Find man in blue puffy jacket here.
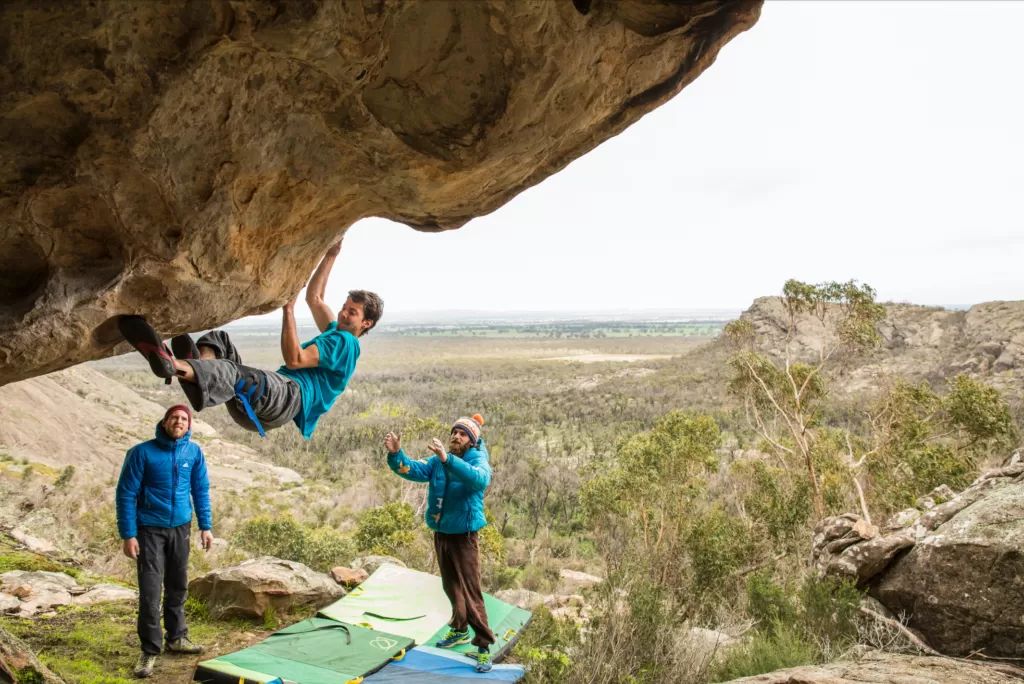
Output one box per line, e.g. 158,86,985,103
116,404,213,679
384,414,496,673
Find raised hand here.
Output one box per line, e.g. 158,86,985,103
326,239,343,258
384,431,402,454
429,438,448,463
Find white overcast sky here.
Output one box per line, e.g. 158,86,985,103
294,1,1024,319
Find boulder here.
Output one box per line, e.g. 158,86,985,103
678,627,739,670
872,478,1024,657
330,567,369,587
718,652,1020,683
824,531,915,581
72,584,138,607
188,557,345,619
929,484,957,503
0,571,76,617
493,589,545,611
0,0,762,387
558,569,604,590
0,625,63,684
350,556,406,576
812,516,913,582
884,508,921,530
0,594,19,614
8,530,55,555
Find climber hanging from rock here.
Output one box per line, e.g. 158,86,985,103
117,237,383,439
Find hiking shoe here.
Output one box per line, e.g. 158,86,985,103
476,649,492,673
170,333,200,360
117,315,175,380
165,636,204,654
133,653,157,678
435,628,471,649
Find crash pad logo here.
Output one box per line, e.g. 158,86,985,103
370,636,398,650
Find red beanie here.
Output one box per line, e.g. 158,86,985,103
164,404,192,429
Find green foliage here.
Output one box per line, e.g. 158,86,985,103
714,575,860,681
746,572,796,631
710,623,817,681
513,606,579,684
867,375,1019,514
184,595,210,623
800,576,860,648
943,373,1020,451
781,279,885,351
741,461,812,545
55,465,76,489
233,514,355,572
581,411,719,553
685,507,753,601
13,666,45,684
263,602,280,630
355,502,416,556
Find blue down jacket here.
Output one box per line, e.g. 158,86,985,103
115,422,212,539
387,438,491,534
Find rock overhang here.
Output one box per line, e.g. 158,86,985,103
0,0,762,386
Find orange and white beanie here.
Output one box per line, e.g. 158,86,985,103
452,414,484,446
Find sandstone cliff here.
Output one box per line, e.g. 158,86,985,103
741,296,1024,398
0,0,761,386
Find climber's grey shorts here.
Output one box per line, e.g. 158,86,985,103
181,331,302,433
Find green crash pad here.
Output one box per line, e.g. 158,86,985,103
318,564,531,659
193,617,414,684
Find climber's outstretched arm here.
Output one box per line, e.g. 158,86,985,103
307,239,343,333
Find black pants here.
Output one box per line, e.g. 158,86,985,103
434,531,495,648
137,523,191,655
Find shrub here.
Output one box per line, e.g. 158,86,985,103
685,507,752,601
710,623,816,681
513,606,578,684
746,572,796,633
233,514,355,573
355,502,416,556
742,461,812,545
800,575,860,650
55,465,75,489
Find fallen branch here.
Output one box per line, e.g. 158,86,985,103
857,606,941,657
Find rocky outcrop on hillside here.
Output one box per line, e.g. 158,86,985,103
0,365,301,488
0,0,761,386
741,297,1024,396
813,462,1024,658
721,651,1021,683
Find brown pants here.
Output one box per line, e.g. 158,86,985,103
434,531,495,648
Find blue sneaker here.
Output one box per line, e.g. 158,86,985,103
476,649,492,673
435,628,471,649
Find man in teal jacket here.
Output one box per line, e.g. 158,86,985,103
384,414,495,673
116,404,213,679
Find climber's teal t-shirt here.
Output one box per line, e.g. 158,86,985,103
277,322,360,439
